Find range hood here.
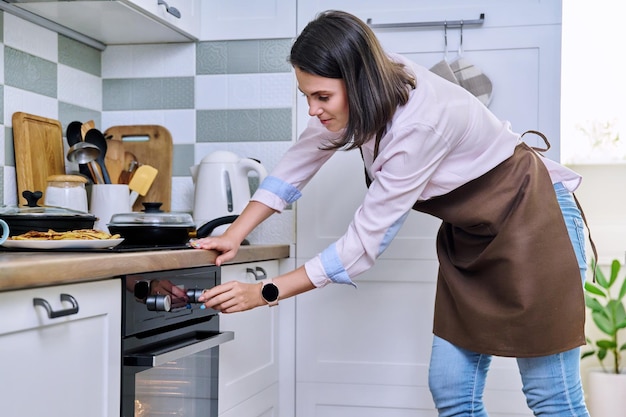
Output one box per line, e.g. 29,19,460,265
1,0,199,50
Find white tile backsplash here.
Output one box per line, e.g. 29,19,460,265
260,73,294,108
227,74,261,108
4,86,58,124
4,14,58,62
195,74,228,109
101,44,195,78
57,64,102,110
102,109,196,145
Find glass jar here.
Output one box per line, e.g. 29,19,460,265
44,174,89,212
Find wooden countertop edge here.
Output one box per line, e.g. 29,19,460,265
0,244,290,292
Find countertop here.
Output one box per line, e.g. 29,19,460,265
0,244,290,292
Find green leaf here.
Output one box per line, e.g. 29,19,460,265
585,282,607,298
619,272,626,301
592,310,614,335
609,259,621,287
597,339,617,349
620,343,626,352
598,348,607,360
581,350,596,359
594,259,610,289
585,295,604,312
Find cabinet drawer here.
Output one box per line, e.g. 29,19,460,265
0,280,120,336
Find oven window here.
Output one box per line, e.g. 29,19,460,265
128,348,218,417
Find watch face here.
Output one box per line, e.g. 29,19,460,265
262,282,279,302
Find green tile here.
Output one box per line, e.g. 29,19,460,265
103,78,194,110
58,102,101,133
103,79,134,110
172,144,194,176
5,126,15,167
228,109,259,140
197,110,227,141
4,47,57,98
196,109,291,142
227,40,260,74
0,11,4,44
196,41,227,75
260,39,292,73
58,34,101,77
260,108,291,140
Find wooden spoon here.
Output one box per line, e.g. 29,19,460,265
104,139,125,185
81,120,95,140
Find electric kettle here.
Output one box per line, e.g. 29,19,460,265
191,151,268,236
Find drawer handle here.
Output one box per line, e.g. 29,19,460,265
246,266,267,281
33,294,80,319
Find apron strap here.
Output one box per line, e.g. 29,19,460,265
521,130,598,281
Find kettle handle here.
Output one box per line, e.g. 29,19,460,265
238,158,268,182
196,215,239,238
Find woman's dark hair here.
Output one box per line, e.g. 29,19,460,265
290,10,416,150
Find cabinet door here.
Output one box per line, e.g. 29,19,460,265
199,0,296,40
218,260,280,416
126,0,201,37
0,280,121,417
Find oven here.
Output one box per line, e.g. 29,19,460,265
121,265,233,417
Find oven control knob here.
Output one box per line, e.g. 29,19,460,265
186,288,205,304
146,294,172,312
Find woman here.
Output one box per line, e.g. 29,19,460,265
193,10,591,416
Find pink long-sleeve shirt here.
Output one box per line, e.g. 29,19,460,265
251,54,581,288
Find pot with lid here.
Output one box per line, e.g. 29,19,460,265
0,190,96,236
108,202,197,246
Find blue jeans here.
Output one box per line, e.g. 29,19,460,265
428,183,590,416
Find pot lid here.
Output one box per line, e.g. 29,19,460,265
0,190,95,219
109,202,195,227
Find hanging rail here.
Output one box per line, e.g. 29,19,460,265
366,13,485,30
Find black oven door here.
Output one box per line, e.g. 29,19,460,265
122,325,234,417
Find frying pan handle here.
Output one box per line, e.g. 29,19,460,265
196,215,239,238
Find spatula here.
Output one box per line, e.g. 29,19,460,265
129,164,158,208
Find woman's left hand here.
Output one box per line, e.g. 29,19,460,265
198,280,264,313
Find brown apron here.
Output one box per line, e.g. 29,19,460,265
412,142,585,357
363,138,586,357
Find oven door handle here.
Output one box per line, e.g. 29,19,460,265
124,331,234,368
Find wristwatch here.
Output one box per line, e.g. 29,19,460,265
261,279,279,307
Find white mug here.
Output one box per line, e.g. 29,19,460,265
89,184,130,233
0,219,9,244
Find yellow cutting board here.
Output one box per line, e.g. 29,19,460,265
104,125,173,211
12,112,65,206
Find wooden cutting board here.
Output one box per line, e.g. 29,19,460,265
12,112,65,206
104,125,173,211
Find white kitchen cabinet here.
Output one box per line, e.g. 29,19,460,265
218,260,280,416
294,1,560,416
3,0,200,46
0,279,121,417
199,0,296,40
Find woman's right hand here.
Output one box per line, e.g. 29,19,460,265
190,234,240,266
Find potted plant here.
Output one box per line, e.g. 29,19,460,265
582,258,626,415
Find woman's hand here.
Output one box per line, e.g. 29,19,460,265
190,234,240,266
198,281,264,313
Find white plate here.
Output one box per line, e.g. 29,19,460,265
1,238,124,250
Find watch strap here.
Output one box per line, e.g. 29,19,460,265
261,279,279,307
